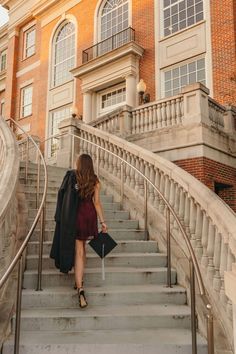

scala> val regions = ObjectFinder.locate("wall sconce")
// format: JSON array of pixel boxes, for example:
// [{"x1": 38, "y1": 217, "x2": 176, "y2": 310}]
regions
[{"x1": 137, "y1": 79, "x2": 150, "y2": 105}]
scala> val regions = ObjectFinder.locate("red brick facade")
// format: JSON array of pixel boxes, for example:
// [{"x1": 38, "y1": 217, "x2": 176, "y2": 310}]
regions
[
  {"x1": 210, "y1": 0, "x2": 236, "y2": 105},
  {"x1": 175, "y1": 157, "x2": 236, "y2": 212}
]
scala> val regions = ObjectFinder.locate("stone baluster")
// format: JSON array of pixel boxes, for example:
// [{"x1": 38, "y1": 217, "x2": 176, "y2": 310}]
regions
[
  {"x1": 100, "y1": 139, "x2": 105, "y2": 169},
  {"x1": 152, "y1": 104, "x2": 158, "y2": 129},
  {"x1": 169, "y1": 180, "x2": 175, "y2": 208},
  {"x1": 144, "y1": 161, "x2": 150, "y2": 199},
  {"x1": 140, "y1": 109, "x2": 144, "y2": 133},
  {"x1": 148, "y1": 164, "x2": 155, "y2": 203},
  {"x1": 166, "y1": 100, "x2": 171, "y2": 126},
  {"x1": 134, "y1": 157, "x2": 140, "y2": 193},
  {"x1": 161, "y1": 102, "x2": 167, "y2": 127},
  {"x1": 219, "y1": 240, "x2": 228, "y2": 307},
  {"x1": 183, "y1": 195, "x2": 190, "y2": 233},
  {"x1": 139, "y1": 159, "x2": 145, "y2": 196},
  {"x1": 164, "y1": 175, "x2": 170, "y2": 204},
  {"x1": 112, "y1": 145, "x2": 118, "y2": 177},
  {"x1": 136, "y1": 110, "x2": 141, "y2": 134},
  {"x1": 116, "y1": 147, "x2": 122, "y2": 179},
  {"x1": 149, "y1": 105, "x2": 154, "y2": 131},
  {"x1": 125, "y1": 152, "x2": 131, "y2": 185},
  {"x1": 153, "y1": 168, "x2": 161, "y2": 208},
  {"x1": 194, "y1": 204, "x2": 203, "y2": 259},
  {"x1": 201, "y1": 213, "x2": 209, "y2": 268},
  {"x1": 132, "y1": 110, "x2": 136, "y2": 134},
  {"x1": 159, "y1": 173, "x2": 165, "y2": 212},
  {"x1": 213, "y1": 230, "x2": 222, "y2": 293},
  {"x1": 108, "y1": 144, "x2": 113, "y2": 173},
  {"x1": 130, "y1": 155, "x2": 136, "y2": 189},
  {"x1": 226, "y1": 249, "x2": 234, "y2": 320},
  {"x1": 178, "y1": 188, "x2": 185, "y2": 222},
  {"x1": 157, "y1": 103, "x2": 162, "y2": 128},
  {"x1": 104, "y1": 141, "x2": 109, "y2": 170},
  {"x1": 143, "y1": 107, "x2": 148, "y2": 132},
  {"x1": 176, "y1": 97, "x2": 182, "y2": 124},
  {"x1": 171, "y1": 99, "x2": 177, "y2": 125},
  {"x1": 206, "y1": 223, "x2": 216, "y2": 285},
  {"x1": 189, "y1": 199, "x2": 197, "y2": 244}
]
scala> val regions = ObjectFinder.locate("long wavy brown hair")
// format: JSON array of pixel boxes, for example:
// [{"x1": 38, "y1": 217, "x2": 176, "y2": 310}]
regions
[{"x1": 75, "y1": 154, "x2": 99, "y2": 199}]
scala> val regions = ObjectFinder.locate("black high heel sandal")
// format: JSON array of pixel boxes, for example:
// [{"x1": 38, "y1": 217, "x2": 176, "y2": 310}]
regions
[{"x1": 78, "y1": 288, "x2": 88, "y2": 308}]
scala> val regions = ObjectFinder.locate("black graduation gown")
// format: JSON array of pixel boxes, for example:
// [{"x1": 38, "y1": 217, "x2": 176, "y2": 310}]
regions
[{"x1": 50, "y1": 169, "x2": 80, "y2": 273}]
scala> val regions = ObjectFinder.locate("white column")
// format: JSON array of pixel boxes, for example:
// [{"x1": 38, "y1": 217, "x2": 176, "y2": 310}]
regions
[
  {"x1": 126, "y1": 74, "x2": 137, "y2": 108},
  {"x1": 83, "y1": 90, "x2": 92, "y2": 123}
]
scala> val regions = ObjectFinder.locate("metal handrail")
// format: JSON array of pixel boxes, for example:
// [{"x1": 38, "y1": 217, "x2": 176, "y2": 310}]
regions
[
  {"x1": 33, "y1": 130, "x2": 214, "y2": 354},
  {"x1": 82, "y1": 26, "x2": 135, "y2": 63},
  {"x1": 0, "y1": 118, "x2": 48, "y2": 354}
]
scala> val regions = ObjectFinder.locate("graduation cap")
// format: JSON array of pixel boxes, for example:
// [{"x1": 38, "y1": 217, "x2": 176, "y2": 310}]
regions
[{"x1": 88, "y1": 232, "x2": 117, "y2": 280}]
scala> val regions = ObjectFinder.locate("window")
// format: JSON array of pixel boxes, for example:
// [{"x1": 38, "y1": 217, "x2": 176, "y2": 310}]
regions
[
  {"x1": 0, "y1": 50, "x2": 7, "y2": 71},
  {"x1": 101, "y1": 0, "x2": 129, "y2": 40},
  {"x1": 49, "y1": 106, "x2": 71, "y2": 157},
  {"x1": 100, "y1": 84, "x2": 126, "y2": 114},
  {"x1": 163, "y1": 58, "x2": 205, "y2": 97},
  {"x1": 163, "y1": 0, "x2": 204, "y2": 37},
  {"x1": 24, "y1": 27, "x2": 36, "y2": 58},
  {"x1": 21, "y1": 85, "x2": 33, "y2": 118},
  {"x1": 52, "y1": 22, "x2": 75, "y2": 87}
]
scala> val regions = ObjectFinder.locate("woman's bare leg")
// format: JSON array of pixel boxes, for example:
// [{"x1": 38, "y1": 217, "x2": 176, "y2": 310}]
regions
[{"x1": 74, "y1": 240, "x2": 86, "y2": 288}]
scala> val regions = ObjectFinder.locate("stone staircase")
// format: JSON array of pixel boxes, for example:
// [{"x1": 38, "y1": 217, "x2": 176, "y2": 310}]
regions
[{"x1": 2, "y1": 163, "x2": 207, "y2": 354}]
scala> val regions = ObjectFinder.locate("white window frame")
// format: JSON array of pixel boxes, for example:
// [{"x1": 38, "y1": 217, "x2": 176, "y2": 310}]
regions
[
  {"x1": 48, "y1": 105, "x2": 72, "y2": 157},
  {"x1": 51, "y1": 21, "x2": 75, "y2": 88},
  {"x1": 161, "y1": 0, "x2": 204, "y2": 38},
  {"x1": 98, "y1": 83, "x2": 126, "y2": 115},
  {"x1": 20, "y1": 85, "x2": 33, "y2": 118},
  {"x1": 23, "y1": 26, "x2": 36, "y2": 59},
  {"x1": 161, "y1": 55, "x2": 206, "y2": 98},
  {"x1": 0, "y1": 49, "x2": 7, "y2": 71}
]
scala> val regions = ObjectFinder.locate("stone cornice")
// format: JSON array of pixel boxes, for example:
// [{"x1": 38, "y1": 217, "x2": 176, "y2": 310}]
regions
[
  {"x1": 72, "y1": 42, "x2": 145, "y2": 79},
  {"x1": 31, "y1": 0, "x2": 62, "y2": 17}
]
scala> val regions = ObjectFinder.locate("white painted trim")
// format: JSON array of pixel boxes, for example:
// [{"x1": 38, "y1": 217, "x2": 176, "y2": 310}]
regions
[
  {"x1": 40, "y1": 0, "x2": 82, "y2": 28},
  {"x1": 154, "y1": 0, "x2": 161, "y2": 100},
  {"x1": 204, "y1": 0, "x2": 213, "y2": 96},
  {"x1": 19, "y1": 78, "x2": 34, "y2": 89},
  {"x1": 22, "y1": 20, "x2": 37, "y2": 33},
  {"x1": 94, "y1": 0, "x2": 131, "y2": 44},
  {"x1": 16, "y1": 60, "x2": 40, "y2": 78},
  {"x1": 45, "y1": 14, "x2": 78, "y2": 159}
]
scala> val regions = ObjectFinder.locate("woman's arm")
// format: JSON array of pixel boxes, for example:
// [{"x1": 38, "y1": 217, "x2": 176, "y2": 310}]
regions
[{"x1": 93, "y1": 182, "x2": 108, "y2": 232}]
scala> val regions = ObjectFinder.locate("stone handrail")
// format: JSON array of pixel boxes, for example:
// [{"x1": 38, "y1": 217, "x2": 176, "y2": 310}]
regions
[
  {"x1": 0, "y1": 117, "x2": 19, "y2": 278},
  {"x1": 58, "y1": 119, "x2": 235, "y2": 347}
]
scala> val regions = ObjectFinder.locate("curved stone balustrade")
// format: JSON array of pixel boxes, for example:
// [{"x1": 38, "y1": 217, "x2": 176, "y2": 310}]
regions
[
  {"x1": 0, "y1": 117, "x2": 19, "y2": 277},
  {"x1": 208, "y1": 97, "x2": 225, "y2": 130},
  {"x1": 71, "y1": 121, "x2": 235, "y2": 347}
]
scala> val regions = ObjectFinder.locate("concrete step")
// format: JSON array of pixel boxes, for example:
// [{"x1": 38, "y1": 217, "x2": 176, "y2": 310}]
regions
[
  {"x1": 20, "y1": 178, "x2": 63, "y2": 187},
  {"x1": 26, "y1": 253, "x2": 167, "y2": 270},
  {"x1": 32, "y1": 219, "x2": 139, "y2": 231},
  {"x1": 13, "y1": 304, "x2": 191, "y2": 332},
  {"x1": 27, "y1": 240, "x2": 157, "y2": 254},
  {"x1": 27, "y1": 200, "x2": 121, "y2": 210},
  {"x1": 31, "y1": 229, "x2": 145, "y2": 241},
  {"x1": 2, "y1": 328, "x2": 207, "y2": 354},
  {"x1": 21, "y1": 285, "x2": 186, "y2": 308},
  {"x1": 24, "y1": 186, "x2": 106, "y2": 194},
  {"x1": 29, "y1": 209, "x2": 129, "y2": 220},
  {"x1": 23, "y1": 267, "x2": 177, "y2": 288},
  {"x1": 26, "y1": 194, "x2": 114, "y2": 203}
]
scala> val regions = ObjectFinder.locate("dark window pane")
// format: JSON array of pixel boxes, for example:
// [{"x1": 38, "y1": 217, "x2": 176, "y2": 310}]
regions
[
  {"x1": 171, "y1": 0, "x2": 178, "y2": 4},
  {"x1": 173, "y1": 88, "x2": 180, "y2": 95},
  {"x1": 179, "y1": 20, "x2": 186, "y2": 29},
  {"x1": 171, "y1": 4, "x2": 178, "y2": 14},
  {"x1": 196, "y1": 12, "x2": 203, "y2": 21},
  {"x1": 165, "y1": 81, "x2": 172, "y2": 90},
  {"x1": 180, "y1": 65, "x2": 187, "y2": 75},
  {"x1": 164, "y1": 8, "x2": 171, "y2": 17},
  {"x1": 179, "y1": 0, "x2": 186, "y2": 11},
  {"x1": 196, "y1": 2, "x2": 203, "y2": 12},
  {"x1": 164, "y1": 28, "x2": 171, "y2": 36},
  {"x1": 187, "y1": 16, "x2": 195, "y2": 26},
  {"x1": 173, "y1": 67, "x2": 179, "y2": 78},
  {"x1": 179, "y1": 10, "x2": 186, "y2": 20},
  {"x1": 172, "y1": 24, "x2": 178, "y2": 32},
  {"x1": 164, "y1": 18, "x2": 171, "y2": 27},
  {"x1": 172, "y1": 14, "x2": 178, "y2": 24},
  {"x1": 164, "y1": 0, "x2": 170, "y2": 8},
  {"x1": 187, "y1": 0, "x2": 194, "y2": 6},
  {"x1": 197, "y1": 69, "x2": 205, "y2": 81},
  {"x1": 165, "y1": 71, "x2": 172, "y2": 80},
  {"x1": 187, "y1": 6, "x2": 194, "y2": 16},
  {"x1": 189, "y1": 72, "x2": 196, "y2": 83},
  {"x1": 181, "y1": 75, "x2": 188, "y2": 86},
  {"x1": 197, "y1": 58, "x2": 205, "y2": 69},
  {"x1": 173, "y1": 78, "x2": 180, "y2": 89},
  {"x1": 188, "y1": 62, "x2": 196, "y2": 72}
]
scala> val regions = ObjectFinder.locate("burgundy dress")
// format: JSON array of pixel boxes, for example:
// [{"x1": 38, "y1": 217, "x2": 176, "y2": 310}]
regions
[{"x1": 75, "y1": 194, "x2": 98, "y2": 241}]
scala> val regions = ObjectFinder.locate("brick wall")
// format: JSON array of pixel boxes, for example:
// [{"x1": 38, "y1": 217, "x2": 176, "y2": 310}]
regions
[
  {"x1": 175, "y1": 157, "x2": 236, "y2": 212},
  {"x1": 210, "y1": 0, "x2": 236, "y2": 106}
]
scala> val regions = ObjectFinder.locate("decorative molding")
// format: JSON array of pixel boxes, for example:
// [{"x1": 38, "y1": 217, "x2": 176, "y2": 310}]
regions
[
  {"x1": 19, "y1": 78, "x2": 34, "y2": 89},
  {"x1": 16, "y1": 60, "x2": 40, "y2": 78}
]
